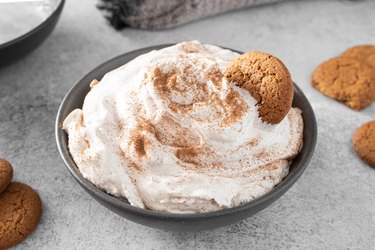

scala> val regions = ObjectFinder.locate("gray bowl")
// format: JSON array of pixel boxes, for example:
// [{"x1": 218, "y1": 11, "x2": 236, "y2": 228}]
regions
[
  {"x1": 0, "y1": 0, "x2": 65, "y2": 68},
  {"x1": 56, "y1": 45, "x2": 317, "y2": 231}
]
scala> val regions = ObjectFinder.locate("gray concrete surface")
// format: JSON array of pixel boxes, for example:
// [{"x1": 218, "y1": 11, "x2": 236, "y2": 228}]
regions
[{"x1": 1, "y1": 0, "x2": 374, "y2": 249}]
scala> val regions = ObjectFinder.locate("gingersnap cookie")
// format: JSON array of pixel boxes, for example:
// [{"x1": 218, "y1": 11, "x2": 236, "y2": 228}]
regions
[
  {"x1": 0, "y1": 158, "x2": 13, "y2": 194},
  {"x1": 311, "y1": 57, "x2": 375, "y2": 110},
  {"x1": 0, "y1": 182, "x2": 42, "y2": 249},
  {"x1": 352, "y1": 120, "x2": 375, "y2": 168},
  {"x1": 341, "y1": 45, "x2": 375, "y2": 69},
  {"x1": 224, "y1": 51, "x2": 294, "y2": 124}
]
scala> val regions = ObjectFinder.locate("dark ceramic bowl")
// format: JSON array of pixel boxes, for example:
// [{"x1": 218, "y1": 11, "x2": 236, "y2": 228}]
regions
[
  {"x1": 0, "y1": 0, "x2": 65, "y2": 68},
  {"x1": 56, "y1": 45, "x2": 317, "y2": 231}
]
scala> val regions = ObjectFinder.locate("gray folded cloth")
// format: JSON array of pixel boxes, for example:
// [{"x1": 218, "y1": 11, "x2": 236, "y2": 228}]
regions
[{"x1": 97, "y1": 0, "x2": 286, "y2": 30}]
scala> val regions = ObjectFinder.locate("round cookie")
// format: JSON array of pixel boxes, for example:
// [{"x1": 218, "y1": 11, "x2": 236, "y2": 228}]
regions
[
  {"x1": 224, "y1": 51, "x2": 294, "y2": 124},
  {"x1": 352, "y1": 120, "x2": 375, "y2": 168},
  {"x1": 311, "y1": 57, "x2": 375, "y2": 110},
  {"x1": 341, "y1": 45, "x2": 375, "y2": 69},
  {"x1": 0, "y1": 158, "x2": 13, "y2": 194},
  {"x1": 0, "y1": 182, "x2": 42, "y2": 249}
]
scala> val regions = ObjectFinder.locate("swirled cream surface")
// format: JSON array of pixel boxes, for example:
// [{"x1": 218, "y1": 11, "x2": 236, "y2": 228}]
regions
[{"x1": 63, "y1": 41, "x2": 303, "y2": 213}]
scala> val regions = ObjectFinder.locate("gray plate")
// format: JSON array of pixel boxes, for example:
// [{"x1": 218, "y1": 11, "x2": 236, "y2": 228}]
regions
[{"x1": 56, "y1": 45, "x2": 317, "y2": 231}]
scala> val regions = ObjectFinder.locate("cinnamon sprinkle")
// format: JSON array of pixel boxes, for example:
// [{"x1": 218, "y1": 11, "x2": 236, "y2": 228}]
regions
[
  {"x1": 128, "y1": 160, "x2": 142, "y2": 172},
  {"x1": 179, "y1": 42, "x2": 203, "y2": 53},
  {"x1": 127, "y1": 119, "x2": 156, "y2": 159},
  {"x1": 175, "y1": 147, "x2": 199, "y2": 165},
  {"x1": 117, "y1": 147, "x2": 142, "y2": 172},
  {"x1": 153, "y1": 115, "x2": 199, "y2": 147},
  {"x1": 134, "y1": 135, "x2": 147, "y2": 157},
  {"x1": 247, "y1": 137, "x2": 260, "y2": 147},
  {"x1": 147, "y1": 58, "x2": 248, "y2": 128},
  {"x1": 254, "y1": 150, "x2": 270, "y2": 161}
]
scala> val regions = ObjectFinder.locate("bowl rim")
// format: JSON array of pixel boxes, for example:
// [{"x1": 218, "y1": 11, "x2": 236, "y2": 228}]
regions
[{"x1": 56, "y1": 44, "x2": 317, "y2": 220}]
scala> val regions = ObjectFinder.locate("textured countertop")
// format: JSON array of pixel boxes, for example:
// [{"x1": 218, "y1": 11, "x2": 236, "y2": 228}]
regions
[{"x1": 1, "y1": 0, "x2": 374, "y2": 249}]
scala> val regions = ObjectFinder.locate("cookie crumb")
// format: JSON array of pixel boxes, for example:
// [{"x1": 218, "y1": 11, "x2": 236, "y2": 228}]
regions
[{"x1": 89, "y1": 79, "x2": 99, "y2": 89}]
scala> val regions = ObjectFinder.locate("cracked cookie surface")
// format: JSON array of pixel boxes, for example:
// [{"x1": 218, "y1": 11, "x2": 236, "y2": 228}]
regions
[
  {"x1": 353, "y1": 120, "x2": 375, "y2": 168},
  {"x1": 311, "y1": 57, "x2": 375, "y2": 110},
  {"x1": 224, "y1": 51, "x2": 294, "y2": 124},
  {"x1": 0, "y1": 182, "x2": 42, "y2": 249},
  {"x1": 341, "y1": 45, "x2": 375, "y2": 69},
  {"x1": 0, "y1": 159, "x2": 13, "y2": 194}
]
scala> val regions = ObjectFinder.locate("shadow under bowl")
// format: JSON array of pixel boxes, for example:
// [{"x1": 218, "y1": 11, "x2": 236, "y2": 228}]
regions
[{"x1": 56, "y1": 45, "x2": 317, "y2": 231}]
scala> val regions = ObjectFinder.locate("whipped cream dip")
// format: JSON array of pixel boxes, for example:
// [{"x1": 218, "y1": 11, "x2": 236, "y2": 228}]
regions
[{"x1": 63, "y1": 41, "x2": 303, "y2": 213}]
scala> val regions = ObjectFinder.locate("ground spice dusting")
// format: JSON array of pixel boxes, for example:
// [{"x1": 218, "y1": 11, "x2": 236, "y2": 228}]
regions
[
  {"x1": 128, "y1": 160, "x2": 142, "y2": 172},
  {"x1": 175, "y1": 147, "x2": 199, "y2": 165},
  {"x1": 247, "y1": 137, "x2": 260, "y2": 147},
  {"x1": 117, "y1": 147, "x2": 142, "y2": 172},
  {"x1": 118, "y1": 148, "x2": 126, "y2": 160},
  {"x1": 116, "y1": 122, "x2": 124, "y2": 131},
  {"x1": 130, "y1": 117, "x2": 158, "y2": 152},
  {"x1": 254, "y1": 150, "x2": 270, "y2": 161},
  {"x1": 238, "y1": 161, "x2": 280, "y2": 178},
  {"x1": 151, "y1": 62, "x2": 209, "y2": 105},
  {"x1": 154, "y1": 115, "x2": 199, "y2": 147},
  {"x1": 134, "y1": 136, "x2": 146, "y2": 156},
  {"x1": 205, "y1": 67, "x2": 224, "y2": 90},
  {"x1": 221, "y1": 91, "x2": 248, "y2": 126},
  {"x1": 151, "y1": 67, "x2": 171, "y2": 94},
  {"x1": 149, "y1": 58, "x2": 248, "y2": 128},
  {"x1": 179, "y1": 42, "x2": 203, "y2": 53}
]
